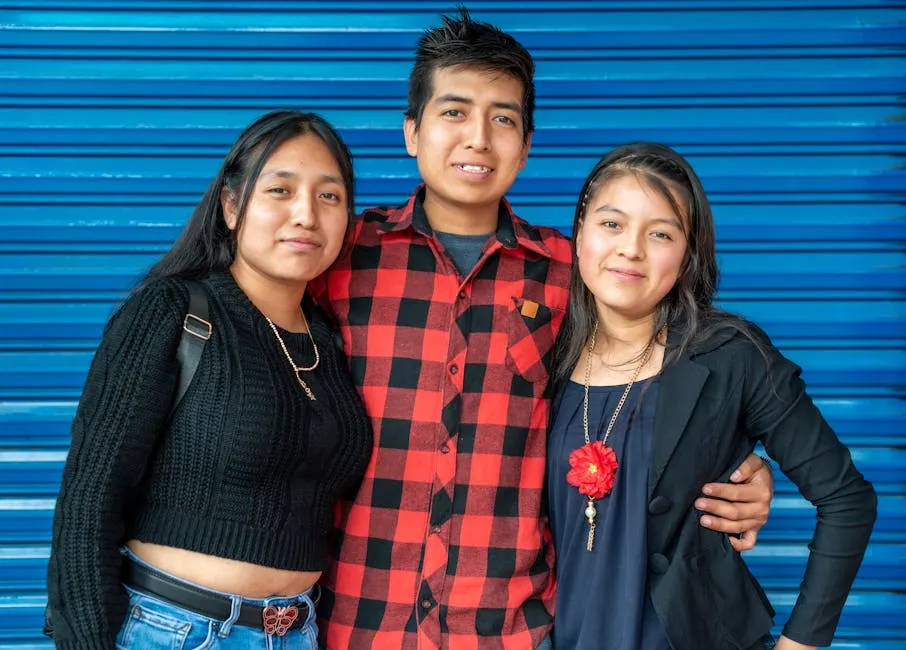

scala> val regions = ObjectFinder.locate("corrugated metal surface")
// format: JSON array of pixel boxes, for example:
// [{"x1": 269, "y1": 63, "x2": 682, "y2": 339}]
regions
[{"x1": 1, "y1": 1, "x2": 904, "y2": 647}]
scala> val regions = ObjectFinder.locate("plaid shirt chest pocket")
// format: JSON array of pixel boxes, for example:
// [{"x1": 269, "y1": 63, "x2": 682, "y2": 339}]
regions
[{"x1": 505, "y1": 296, "x2": 565, "y2": 383}]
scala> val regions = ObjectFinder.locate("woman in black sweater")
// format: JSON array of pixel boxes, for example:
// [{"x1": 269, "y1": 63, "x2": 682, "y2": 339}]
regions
[{"x1": 45, "y1": 110, "x2": 373, "y2": 649}]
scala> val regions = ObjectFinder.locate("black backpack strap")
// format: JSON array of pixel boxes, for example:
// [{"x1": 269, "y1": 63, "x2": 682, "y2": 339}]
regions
[{"x1": 172, "y1": 280, "x2": 212, "y2": 415}]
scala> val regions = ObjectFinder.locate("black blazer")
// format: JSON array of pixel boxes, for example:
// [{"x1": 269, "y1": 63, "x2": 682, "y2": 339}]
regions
[{"x1": 639, "y1": 321, "x2": 877, "y2": 649}]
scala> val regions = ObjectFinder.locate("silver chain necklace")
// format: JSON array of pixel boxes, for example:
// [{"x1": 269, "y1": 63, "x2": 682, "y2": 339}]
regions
[{"x1": 581, "y1": 321, "x2": 658, "y2": 550}]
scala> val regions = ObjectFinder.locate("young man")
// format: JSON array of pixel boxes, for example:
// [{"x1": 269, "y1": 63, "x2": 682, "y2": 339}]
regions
[{"x1": 313, "y1": 10, "x2": 773, "y2": 649}]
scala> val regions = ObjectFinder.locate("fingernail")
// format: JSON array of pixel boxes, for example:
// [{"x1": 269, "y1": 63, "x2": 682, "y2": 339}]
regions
[
  {"x1": 701, "y1": 516, "x2": 712, "y2": 526},
  {"x1": 731, "y1": 471, "x2": 742, "y2": 481},
  {"x1": 702, "y1": 485, "x2": 713, "y2": 495},
  {"x1": 696, "y1": 500, "x2": 706, "y2": 510}
]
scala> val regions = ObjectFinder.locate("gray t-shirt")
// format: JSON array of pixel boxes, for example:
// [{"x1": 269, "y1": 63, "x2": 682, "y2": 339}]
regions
[{"x1": 435, "y1": 231, "x2": 492, "y2": 277}]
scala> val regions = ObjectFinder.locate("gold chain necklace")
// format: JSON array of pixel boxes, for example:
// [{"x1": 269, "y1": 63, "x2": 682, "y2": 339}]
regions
[
  {"x1": 580, "y1": 321, "x2": 658, "y2": 551},
  {"x1": 265, "y1": 309, "x2": 320, "y2": 401}
]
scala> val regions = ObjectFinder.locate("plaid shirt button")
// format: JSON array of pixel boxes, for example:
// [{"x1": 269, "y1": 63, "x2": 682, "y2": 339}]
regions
[
  {"x1": 449, "y1": 364, "x2": 459, "y2": 375},
  {"x1": 440, "y1": 444, "x2": 450, "y2": 454}
]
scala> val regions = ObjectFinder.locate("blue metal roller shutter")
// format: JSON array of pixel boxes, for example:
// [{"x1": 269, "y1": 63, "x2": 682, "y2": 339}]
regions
[{"x1": 0, "y1": 1, "x2": 903, "y2": 647}]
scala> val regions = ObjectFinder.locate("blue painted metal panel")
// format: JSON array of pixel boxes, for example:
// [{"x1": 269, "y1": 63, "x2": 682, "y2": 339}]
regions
[{"x1": 0, "y1": 1, "x2": 903, "y2": 647}]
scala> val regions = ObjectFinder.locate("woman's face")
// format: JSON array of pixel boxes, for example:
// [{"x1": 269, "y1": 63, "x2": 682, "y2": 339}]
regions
[
  {"x1": 575, "y1": 173, "x2": 688, "y2": 323},
  {"x1": 224, "y1": 132, "x2": 348, "y2": 286}
]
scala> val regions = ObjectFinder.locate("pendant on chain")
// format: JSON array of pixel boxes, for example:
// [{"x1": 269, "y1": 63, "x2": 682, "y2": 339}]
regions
[
  {"x1": 585, "y1": 499, "x2": 597, "y2": 551},
  {"x1": 296, "y1": 371, "x2": 316, "y2": 401}
]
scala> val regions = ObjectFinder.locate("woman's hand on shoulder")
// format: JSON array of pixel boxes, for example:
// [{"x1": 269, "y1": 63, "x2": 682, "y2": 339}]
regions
[{"x1": 775, "y1": 635, "x2": 816, "y2": 650}]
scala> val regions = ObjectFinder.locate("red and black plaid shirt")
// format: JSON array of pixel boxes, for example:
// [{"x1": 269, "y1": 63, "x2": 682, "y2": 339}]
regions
[{"x1": 314, "y1": 187, "x2": 572, "y2": 649}]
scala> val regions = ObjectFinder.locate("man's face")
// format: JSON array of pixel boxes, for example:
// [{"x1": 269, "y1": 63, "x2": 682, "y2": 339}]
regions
[{"x1": 404, "y1": 65, "x2": 532, "y2": 221}]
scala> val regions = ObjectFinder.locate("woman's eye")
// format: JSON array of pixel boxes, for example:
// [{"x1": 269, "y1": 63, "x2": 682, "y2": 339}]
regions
[
  {"x1": 267, "y1": 187, "x2": 289, "y2": 195},
  {"x1": 600, "y1": 220, "x2": 619, "y2": 229},
  {"x1": 652, "y1": 231, "x2": 673, "y2": 241}
]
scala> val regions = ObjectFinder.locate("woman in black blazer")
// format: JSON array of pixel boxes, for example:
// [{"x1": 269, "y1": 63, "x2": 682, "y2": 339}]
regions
[{"x1": 546, "y1": 142, "x2": 877, "y2": 650}]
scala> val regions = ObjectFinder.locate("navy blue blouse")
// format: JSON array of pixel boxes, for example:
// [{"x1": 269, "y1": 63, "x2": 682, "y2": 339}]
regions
[{"x1": 547, "y1": 378, "x2": 671, "y2": 650}]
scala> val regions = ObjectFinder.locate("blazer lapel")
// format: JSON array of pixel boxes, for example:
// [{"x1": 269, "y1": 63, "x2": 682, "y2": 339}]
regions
[{"x1": 649, "y1": 357, "x2": 709, "y2": 498}]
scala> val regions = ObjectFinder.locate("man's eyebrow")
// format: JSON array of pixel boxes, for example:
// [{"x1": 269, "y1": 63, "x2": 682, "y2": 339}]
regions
[
  {"x1": 434, "y1": 93, "x2": 473, "y2": 105},
  {"x1": 433, "y1": 94, "x2": 521, "y2": 113},
  {"x1": 491, "y1": 100, "x2": 521, "y2": 113}
]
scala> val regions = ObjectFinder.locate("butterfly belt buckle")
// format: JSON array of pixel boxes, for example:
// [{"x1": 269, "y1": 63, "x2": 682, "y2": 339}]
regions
[{"x1": 262, "y1": 604, "x2": 300, "y2": 637}]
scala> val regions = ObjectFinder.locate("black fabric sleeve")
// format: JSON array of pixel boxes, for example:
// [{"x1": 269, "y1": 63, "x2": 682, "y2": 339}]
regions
[
  {"x1": 46, "y1": 280, "x2": 187, "y2": 649},
  {"x1": 741, "y1": 326, "x2": 877, "y2": 646}
]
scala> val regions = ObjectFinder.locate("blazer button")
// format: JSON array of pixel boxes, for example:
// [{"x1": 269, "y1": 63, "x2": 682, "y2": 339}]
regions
[
  {"x1": 648, "y1": 496, "x2": 670, "y2": 515},
  {"x1": 649, "y1": 553, "x2": 670, "y2": 575}
]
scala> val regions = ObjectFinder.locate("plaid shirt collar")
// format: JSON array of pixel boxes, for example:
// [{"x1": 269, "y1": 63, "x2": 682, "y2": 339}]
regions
[{"x1": 377, "y1": 184, "x2": 554, "y2": 259}]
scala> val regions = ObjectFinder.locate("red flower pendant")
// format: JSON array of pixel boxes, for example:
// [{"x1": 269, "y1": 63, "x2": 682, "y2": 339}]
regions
[{"x1": 566, "y1": 441, "x2": 618, "y2": 499}]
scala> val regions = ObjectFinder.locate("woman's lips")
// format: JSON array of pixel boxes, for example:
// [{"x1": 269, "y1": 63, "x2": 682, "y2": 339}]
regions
[{"x1": 607, "y1": 268, "x2": 645, "y2": 280}]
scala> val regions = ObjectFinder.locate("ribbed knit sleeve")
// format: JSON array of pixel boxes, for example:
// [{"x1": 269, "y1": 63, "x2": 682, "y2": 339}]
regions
[{"x1": 46, "y1": 279, "x2": 187, "y2": 649}]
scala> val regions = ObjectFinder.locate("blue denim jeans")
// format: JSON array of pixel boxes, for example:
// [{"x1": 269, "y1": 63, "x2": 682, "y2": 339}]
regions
[{"x1": 116, "y1": 549, "x2": 318, "y2": 649}]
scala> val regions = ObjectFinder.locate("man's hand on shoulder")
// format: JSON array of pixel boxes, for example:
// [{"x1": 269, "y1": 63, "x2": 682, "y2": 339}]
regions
[{"x1": 696, "y1": 453, "x2": 773, "y2": 552}]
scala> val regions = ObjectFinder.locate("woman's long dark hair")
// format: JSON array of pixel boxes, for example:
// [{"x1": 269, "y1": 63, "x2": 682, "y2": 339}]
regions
[
  {"x1": 139, "y1": 109, "x2": 354, "y2": 288},
  {"x1": 555, "y1": 142, "x2": 757, "y2": 379}
]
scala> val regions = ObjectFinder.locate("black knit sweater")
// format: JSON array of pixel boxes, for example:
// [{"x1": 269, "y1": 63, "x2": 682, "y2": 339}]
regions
[{"x1": 46, "y1": 271, "x2": 372, "y2": 649}]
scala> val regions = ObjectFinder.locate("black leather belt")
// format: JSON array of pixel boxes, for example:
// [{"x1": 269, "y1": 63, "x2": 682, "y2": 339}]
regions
[{"x1": 122, "y1": 556, "x2": 311, "y2": 636}]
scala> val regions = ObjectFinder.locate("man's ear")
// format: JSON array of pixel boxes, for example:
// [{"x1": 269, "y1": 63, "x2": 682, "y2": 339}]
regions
[
  {"x1": 403, "y1": 117, "x2": 419, "y2": 158},
  {"x1": 221, "y1": 187, "x2": 238, "y2": 230},
  {"x1": 519, "y1": 131, "x2": 533, "y2": 170}
]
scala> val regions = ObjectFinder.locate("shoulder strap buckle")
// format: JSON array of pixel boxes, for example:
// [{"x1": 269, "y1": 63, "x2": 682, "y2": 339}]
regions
[{"x1": 183, "y1": 313, "x2": 212, "y2": 340}]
